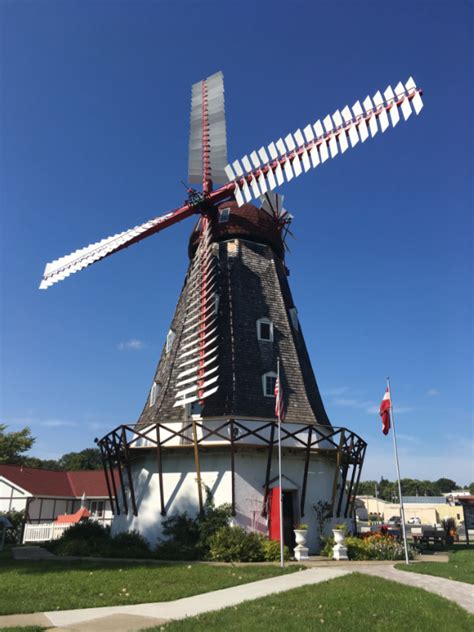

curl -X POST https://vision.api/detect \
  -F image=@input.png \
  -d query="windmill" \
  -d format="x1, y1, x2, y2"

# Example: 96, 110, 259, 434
40, 71, 423, 551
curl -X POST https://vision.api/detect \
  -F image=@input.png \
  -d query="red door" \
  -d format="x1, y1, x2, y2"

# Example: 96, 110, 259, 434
268, 487, 281, 541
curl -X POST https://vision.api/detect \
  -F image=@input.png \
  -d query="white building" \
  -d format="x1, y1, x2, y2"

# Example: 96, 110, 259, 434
0, 464, 115, 525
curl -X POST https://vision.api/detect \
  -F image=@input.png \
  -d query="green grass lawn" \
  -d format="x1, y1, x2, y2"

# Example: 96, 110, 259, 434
396, 548, 474, 584
143, 573, 474, 632
0, 628, 45, 632
0, 559, 300, 615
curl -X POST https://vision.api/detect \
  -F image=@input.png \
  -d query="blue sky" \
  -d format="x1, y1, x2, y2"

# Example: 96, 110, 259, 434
1, 1, 472, 484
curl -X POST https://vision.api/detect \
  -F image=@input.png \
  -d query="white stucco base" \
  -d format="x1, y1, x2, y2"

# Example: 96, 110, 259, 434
111, 448, 347, 554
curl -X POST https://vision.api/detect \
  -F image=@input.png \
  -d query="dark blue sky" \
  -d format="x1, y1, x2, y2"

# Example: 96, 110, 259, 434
1, 1, 472, 483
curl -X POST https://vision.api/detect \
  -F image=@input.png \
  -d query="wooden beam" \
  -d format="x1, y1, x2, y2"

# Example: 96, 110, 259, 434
330, 430, 345, 516
348, 445, 366, 518
192, 419, 204, 514
105, 442, 120, 516
155, 424, 166, 516
98, 444, 115, 515
111, 433, 128, 515
121, 428, 138, 516
344, 463, 357, 518
300, 426, 312, 516
336, 463, 349, 517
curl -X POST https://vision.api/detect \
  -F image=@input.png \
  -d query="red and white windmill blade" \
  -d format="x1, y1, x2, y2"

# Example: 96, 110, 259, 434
39, 73, 423, 289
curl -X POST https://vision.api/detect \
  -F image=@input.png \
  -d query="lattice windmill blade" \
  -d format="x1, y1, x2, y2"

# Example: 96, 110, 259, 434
188, 71, 227, 187
260, 191, 285, 219
39, 203, 197, 289
225, 77, 424, 206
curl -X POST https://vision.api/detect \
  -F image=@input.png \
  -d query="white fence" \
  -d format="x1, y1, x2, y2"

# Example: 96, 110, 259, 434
23, 522, 71, 543
22, 518, 113, 543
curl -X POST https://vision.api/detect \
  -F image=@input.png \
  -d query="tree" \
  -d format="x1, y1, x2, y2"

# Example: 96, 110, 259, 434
469, 482, 474, 495
23, 456, 61, 470
57, 448, 102, 471
0, 424, 35, 464
434, 478, 458, 494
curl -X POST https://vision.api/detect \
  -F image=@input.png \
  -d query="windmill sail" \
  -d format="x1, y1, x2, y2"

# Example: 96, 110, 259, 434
225, 77, 424, 206
188, 71, 228, 185
39, 204, 197, 289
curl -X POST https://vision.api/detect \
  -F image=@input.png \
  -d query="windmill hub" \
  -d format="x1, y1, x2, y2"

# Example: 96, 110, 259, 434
188, 201, 286, 260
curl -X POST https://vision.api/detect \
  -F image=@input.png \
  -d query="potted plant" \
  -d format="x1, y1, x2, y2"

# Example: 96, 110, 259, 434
294, 523, 308, 547
313, 501, 332, 552
332, 523, 348, 560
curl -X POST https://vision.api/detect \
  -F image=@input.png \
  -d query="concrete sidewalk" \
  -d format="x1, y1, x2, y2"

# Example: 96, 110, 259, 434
0, 567, 350, 631
0, 564, 472, 631
360, 564, 474, 614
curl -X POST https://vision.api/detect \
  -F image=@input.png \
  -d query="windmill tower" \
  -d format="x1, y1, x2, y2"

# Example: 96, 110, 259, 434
41, 71, 423, 552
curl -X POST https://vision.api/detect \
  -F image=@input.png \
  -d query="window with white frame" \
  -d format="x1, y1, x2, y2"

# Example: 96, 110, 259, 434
218, 207, 231, 223
149, 381, 161, 407
262, 371, 277, 397
166, 329, 176, 353
257, 317, 274, 342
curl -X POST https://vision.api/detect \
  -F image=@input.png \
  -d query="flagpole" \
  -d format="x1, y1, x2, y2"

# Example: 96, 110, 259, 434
277, 357, 284, 568
387, 376, 410, 565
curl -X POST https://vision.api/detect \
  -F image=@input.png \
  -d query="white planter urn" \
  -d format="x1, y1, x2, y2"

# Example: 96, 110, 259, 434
332, 528, 348, 561
293, 528, 309, 561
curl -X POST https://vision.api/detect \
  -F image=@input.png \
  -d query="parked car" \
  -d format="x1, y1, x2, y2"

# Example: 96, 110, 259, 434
387, 516, 401, 526
408, 516, 421, 525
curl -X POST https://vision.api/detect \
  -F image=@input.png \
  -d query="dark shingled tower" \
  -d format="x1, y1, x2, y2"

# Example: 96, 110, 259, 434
137, 200, 331, 428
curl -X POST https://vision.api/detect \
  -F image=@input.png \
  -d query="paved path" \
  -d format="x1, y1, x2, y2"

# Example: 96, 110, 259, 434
12, 545, 56, 560
0, 564, 472, 631
359, 564, 474, 614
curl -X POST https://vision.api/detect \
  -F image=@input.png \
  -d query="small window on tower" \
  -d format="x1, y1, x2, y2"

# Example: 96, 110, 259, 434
166, 329, 176, 353
262, 372, 277, 397
219, 208, 230, 223
289, 307, 299, 331
257, 318, 274, 342
149, 381, 161, 407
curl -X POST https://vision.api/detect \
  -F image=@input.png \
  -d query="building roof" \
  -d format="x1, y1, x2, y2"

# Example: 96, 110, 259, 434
0, 464, 115, 498
402, 496, 447, 504
55, 507, 91, 523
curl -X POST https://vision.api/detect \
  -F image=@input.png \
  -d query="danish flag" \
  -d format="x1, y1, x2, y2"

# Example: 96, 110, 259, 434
379, 388, 391, 435
274, 377, 286, 422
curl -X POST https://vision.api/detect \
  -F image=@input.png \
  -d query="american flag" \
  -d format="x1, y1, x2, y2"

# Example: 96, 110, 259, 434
274, 376, 286, 421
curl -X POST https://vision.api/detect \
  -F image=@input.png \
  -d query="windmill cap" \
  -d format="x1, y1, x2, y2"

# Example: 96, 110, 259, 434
188, 200, 285, 259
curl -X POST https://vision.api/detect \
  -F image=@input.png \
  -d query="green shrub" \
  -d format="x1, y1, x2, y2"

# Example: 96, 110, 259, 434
59, 520, 110, 542
321, 535, 335, 558
0, 509, 25, 544
261, 537, 290, 562
47, 520, 111, 557
321, 533, 414, 561
155, 487, 232, 560
109, 530, 151, 558
155, 539, 200, 561
53, 538, 94, 557
209, 526, 265, 562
